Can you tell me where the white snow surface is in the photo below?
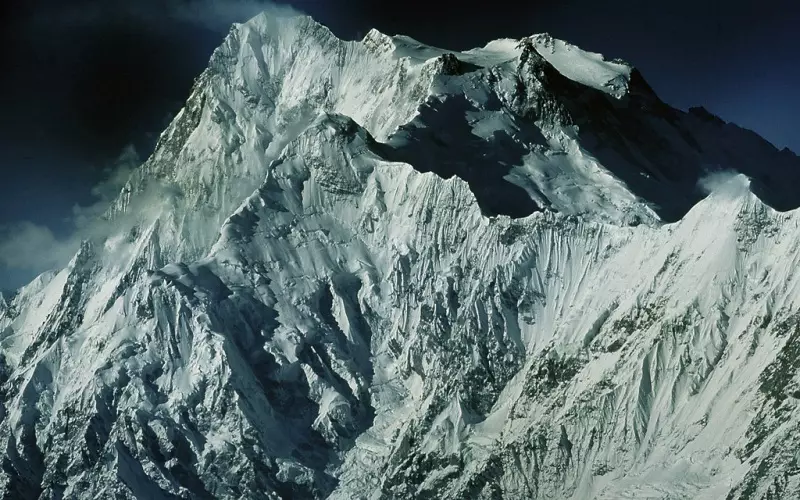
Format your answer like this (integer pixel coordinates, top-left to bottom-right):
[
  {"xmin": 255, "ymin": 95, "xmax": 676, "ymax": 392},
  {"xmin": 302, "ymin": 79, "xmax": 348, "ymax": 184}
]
[
  {"xmin": 2, "ymin": 12, "xmax": 800, "ymax": 500},
  {"xmin": 468, "ymin": 34, "xmax": 632, "ymax": 97}
]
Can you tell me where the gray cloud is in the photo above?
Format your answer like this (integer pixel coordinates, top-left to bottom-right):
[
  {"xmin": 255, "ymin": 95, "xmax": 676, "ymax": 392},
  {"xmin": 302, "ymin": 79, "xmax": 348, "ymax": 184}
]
[
  {"xmin": 73, "ymin": 145, "xmax": 141, "ymax": 229},
  {"xmin": 0, "ymin": 222, "xmax": 78, "ymax": 272},
  {"xmin": 0, "ymin": 145, "xmax": 142, "ymax": 278},
  {"xmin": 1, "ymin": 1, "xmax": 306, "ymax": 288},
  {"xmin": 169, "ymin": 0, "xmax": 304, "ymax": 30},
  {"xmin": 1, "ymin": 1, "xmax": 306, "ymax": 290},
  {"xmin": 697, "ymin": 171, "xmax": 751, "ymax": 198},
  {"xmin": 0, "ymin": 143, "xmax": 192, "ymax": 288}
]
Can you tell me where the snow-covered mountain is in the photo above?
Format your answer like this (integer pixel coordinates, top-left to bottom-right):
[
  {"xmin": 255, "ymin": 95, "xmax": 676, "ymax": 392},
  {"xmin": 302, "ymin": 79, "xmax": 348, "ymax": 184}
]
[{"xmin": 2, "ymin": 13, "xmax": 800, "ymax": 499}]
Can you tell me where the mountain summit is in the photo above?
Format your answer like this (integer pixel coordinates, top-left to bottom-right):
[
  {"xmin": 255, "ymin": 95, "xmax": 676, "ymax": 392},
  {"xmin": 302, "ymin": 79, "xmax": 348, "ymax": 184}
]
[{"xmin": 1, "ymin": 13, "xmax": 800, "ymax": 499}]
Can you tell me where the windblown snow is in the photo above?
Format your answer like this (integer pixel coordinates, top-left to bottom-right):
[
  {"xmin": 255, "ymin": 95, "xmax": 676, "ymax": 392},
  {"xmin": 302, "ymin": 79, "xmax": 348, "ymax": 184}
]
[{"xmin": 2, "ymin": 12, "xmax": 800, "ymax": 500}]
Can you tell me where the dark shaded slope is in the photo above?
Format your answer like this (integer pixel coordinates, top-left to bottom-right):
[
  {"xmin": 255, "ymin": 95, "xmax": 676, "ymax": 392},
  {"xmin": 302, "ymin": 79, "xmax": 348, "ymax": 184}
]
[
  {"xmin": 384, "ymin": 93, "xmax": 542, "ymax": 219},
  {"xmin": 516, "ymin": 42, "xmax": 800, "ymax": 221}
]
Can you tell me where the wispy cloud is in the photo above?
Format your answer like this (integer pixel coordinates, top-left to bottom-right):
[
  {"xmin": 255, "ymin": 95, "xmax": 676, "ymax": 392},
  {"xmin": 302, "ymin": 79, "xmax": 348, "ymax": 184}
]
[
  {"xmin": 0, "ymin": 222, "xmax": 76, "ymax": 273},
  {"xmin": 1, "ymin": 1, "xmax": 307, "ymax": 289},
  {"xmin": 73, "ymin": 145, "xmax": 141, "ymax": 229},
  {"xmin": 0, "ymin": 145, "xmax": 143, "ymax": 279},
  {"xmin": 0, "ymin": 143, "xmax": 192, "ymax": 289},
  {"xmin": 697, "ymin": 170, "xmax": 751, "ymax": 197},
  {"xmin": 169, "ymin": 0, "xmax": 304, "ymax": 30}
]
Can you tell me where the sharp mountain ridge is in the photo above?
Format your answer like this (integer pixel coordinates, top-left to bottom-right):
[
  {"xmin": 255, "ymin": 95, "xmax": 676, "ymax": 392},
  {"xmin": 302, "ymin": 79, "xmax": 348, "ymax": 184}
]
[{"xmin": 1, "ymin": 12, "xmax": 800, "ymax": 500}]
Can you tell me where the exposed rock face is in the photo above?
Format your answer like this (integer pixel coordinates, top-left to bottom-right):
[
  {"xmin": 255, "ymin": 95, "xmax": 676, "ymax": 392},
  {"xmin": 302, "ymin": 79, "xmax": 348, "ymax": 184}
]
[{"xmin": 2, "ymin": 13, "xmax": 800, "ymax": 500}]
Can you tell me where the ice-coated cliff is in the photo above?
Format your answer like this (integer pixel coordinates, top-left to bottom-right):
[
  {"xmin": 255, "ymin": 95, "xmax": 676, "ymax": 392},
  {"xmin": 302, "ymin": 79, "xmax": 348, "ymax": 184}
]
[{"xmin": 2, "ymin": 13, "xmax": 800, "ymax": 499}]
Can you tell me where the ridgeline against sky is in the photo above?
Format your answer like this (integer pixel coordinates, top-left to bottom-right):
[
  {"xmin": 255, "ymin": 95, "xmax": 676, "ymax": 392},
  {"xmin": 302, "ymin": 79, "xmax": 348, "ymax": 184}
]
[{"xmin": 0, "ymin": 0, "xmax": 797, "ymax": 289}]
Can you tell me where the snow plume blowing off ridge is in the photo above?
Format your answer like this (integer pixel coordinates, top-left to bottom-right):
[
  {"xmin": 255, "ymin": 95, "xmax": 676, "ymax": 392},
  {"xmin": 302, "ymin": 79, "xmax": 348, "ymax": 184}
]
[
  {"xmin": 168, "ymin": 0, "xmax": 304, "ymax": 31},
  {"xmin": 0, "ymin": 145, "xmax": 181, "ymax": 286},
  {"xmin": 697, "ymin": 170, "xmax": 752, "ymax": 199},
  {"xmin": 5, "ymin": 13, "xmax": 800, "ymax": 499}
]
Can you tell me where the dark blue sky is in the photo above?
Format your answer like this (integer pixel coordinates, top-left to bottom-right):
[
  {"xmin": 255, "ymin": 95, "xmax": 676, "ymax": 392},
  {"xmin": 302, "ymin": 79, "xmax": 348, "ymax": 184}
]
[{"xmin": 0, "ymin": 0, "xmax": 797, "ymax": 290}]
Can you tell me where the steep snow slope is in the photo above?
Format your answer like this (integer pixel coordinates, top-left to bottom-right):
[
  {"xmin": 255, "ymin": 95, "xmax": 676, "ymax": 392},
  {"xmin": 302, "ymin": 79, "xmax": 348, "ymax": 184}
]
[
  {"xmin": 2, "ymin": 12, "xmax": 800, "ymax": 500},
  {"xmin": 469, "ymin": 34, "xmax": 632, "ymax": 98}
]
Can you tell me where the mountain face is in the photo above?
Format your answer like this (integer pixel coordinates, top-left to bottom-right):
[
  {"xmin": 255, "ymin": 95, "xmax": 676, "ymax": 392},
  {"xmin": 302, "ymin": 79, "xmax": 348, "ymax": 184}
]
[{"xmin": 2, "ymin": 13, "xmax": 800, "ymax": 499}]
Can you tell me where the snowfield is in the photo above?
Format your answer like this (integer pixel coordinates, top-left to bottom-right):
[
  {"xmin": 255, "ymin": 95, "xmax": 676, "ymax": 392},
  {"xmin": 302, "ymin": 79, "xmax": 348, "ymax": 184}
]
[{"xmin": 2, "ymin": 12, "xmax": 800, "ymax": 499}]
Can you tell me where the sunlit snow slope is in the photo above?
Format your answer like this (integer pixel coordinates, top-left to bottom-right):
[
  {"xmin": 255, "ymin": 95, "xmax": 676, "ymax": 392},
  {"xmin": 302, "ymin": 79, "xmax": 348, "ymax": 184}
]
[{"xmin": 2, "ymin": 13, "xmax": 800, "ymax": 500}]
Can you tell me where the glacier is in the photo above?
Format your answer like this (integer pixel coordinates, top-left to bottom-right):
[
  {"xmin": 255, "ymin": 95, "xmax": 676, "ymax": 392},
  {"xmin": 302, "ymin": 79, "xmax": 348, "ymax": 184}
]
[{"xmin": 2, "ymin": 12, "xmax": 800, "ymax": 499}]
